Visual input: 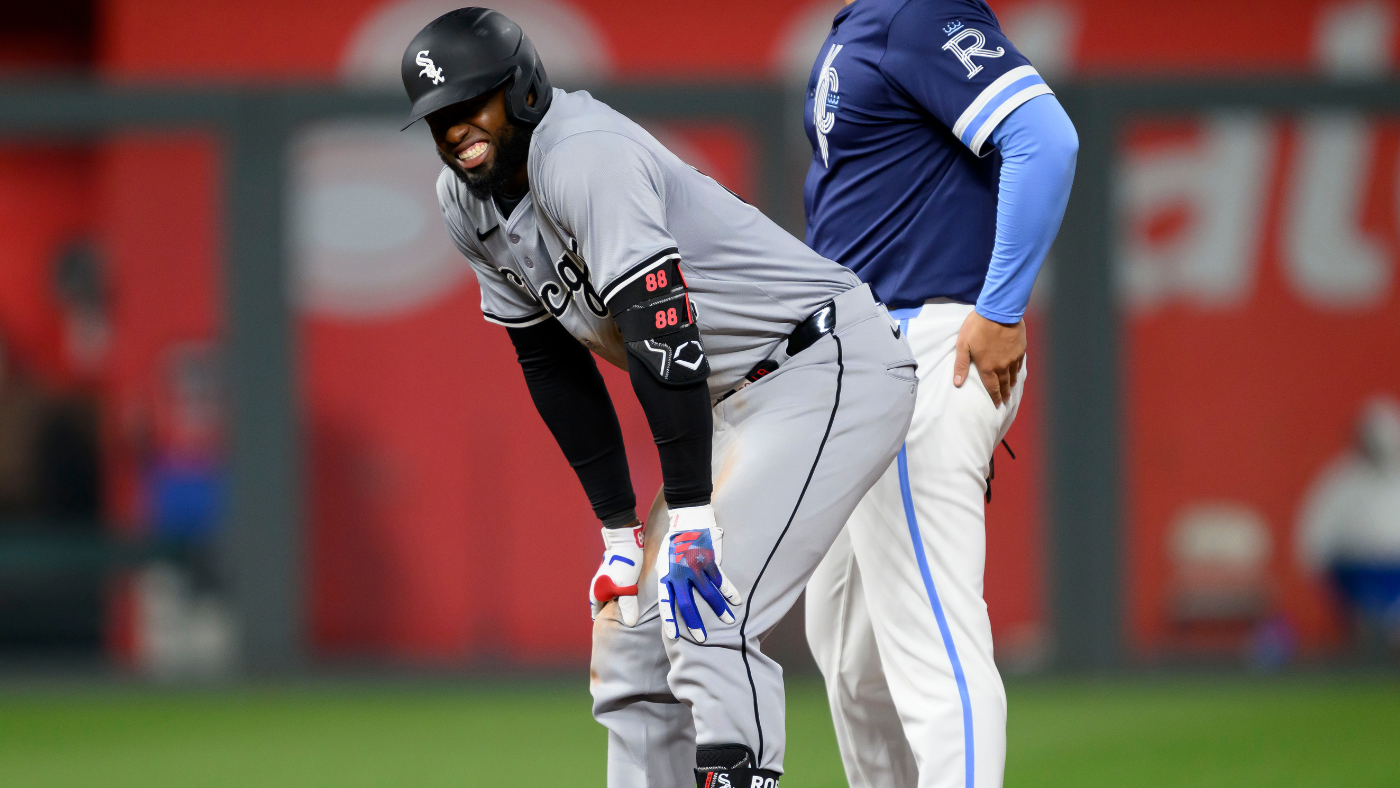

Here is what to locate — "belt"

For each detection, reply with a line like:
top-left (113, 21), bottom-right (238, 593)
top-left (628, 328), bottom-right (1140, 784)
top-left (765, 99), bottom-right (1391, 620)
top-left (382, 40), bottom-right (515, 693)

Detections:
top-left (716, 300), bottom-right (836, 404)
top-left (785, 300), bottom-right (836, 357)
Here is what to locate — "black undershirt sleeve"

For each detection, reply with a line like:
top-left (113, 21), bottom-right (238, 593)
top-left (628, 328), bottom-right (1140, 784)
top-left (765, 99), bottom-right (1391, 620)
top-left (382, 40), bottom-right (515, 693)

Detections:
top-left (626, 362), bottom-right (713, 510)
top-left (507, 319), bottom-right (637, 528)
top-left (605, 254), bottom-right (714, 510)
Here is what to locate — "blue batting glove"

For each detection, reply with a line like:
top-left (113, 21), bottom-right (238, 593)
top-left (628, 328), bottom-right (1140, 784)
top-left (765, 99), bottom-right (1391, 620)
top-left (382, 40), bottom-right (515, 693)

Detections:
top-left (657, 504), bottom-right (744, 643)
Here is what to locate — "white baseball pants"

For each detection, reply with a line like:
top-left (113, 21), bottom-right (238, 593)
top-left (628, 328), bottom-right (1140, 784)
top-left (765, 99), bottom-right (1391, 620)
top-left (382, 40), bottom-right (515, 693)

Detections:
top-left (805, 301), bottom-right (1024, 788)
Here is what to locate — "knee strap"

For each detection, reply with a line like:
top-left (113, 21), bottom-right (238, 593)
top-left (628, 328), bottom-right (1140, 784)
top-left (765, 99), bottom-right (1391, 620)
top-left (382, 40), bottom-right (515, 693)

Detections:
top-left (695, 744), bottom-right (781, 788)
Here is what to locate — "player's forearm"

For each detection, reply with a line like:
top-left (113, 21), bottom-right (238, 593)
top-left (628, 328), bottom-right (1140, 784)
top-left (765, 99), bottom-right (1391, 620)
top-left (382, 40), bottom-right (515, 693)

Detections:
top-left (508, 320), bottom-right (638, 527)
top-left (604, 253), bottom-right (714, 510)
top-left (627, 364), bottom-right (713, 509)
top-left (975, 94), bottom-right (1079, 324)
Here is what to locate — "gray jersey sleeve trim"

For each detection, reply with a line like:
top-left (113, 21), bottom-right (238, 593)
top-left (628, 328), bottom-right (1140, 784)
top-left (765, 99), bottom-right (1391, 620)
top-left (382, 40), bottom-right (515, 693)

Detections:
top-left (598, 247), bottom-right (682, 307)
top-left (482, 308), bottom-right (552, 328)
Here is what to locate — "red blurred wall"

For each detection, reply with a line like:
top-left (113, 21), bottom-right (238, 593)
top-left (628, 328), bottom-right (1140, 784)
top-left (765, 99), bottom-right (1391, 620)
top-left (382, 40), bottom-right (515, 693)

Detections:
top-left (0, 150), bottom-right (92, 388)
top-left (45, 0), bottom-right (1393, 664)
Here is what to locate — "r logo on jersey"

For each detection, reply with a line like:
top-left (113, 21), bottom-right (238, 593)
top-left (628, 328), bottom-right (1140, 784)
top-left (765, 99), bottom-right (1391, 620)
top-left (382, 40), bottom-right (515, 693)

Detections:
top-left (814, 43), bottom-right (843, 167)
top-left (941, 26), bottom-right (1004, 79)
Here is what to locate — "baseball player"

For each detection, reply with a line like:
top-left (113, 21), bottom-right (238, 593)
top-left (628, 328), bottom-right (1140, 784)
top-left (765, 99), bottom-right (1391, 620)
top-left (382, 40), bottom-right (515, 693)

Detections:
top-left (401, 9), bottom-right (917, 787)
top-left (800, 2), bottom-right (1078, 787)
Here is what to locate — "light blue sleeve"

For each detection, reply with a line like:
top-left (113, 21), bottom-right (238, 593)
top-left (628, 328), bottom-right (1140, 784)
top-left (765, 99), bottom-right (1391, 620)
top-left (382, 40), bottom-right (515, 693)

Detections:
top-left (974, 94), bottom-right (1078, 324)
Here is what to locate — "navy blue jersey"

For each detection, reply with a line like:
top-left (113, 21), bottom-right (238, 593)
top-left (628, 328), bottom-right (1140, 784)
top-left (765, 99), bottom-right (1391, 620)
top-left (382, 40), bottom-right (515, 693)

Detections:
top-left (803, 0), bottom-right (1052, 309)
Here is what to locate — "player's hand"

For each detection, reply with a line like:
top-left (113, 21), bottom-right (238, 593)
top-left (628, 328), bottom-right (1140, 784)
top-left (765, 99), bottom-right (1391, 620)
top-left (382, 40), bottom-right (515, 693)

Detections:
top-left (953, 311), bottom-right (1026, 407)
top-left (657, 505), bottom-right (744, 643)
top-left (590, 523), bottom-right (646, 626)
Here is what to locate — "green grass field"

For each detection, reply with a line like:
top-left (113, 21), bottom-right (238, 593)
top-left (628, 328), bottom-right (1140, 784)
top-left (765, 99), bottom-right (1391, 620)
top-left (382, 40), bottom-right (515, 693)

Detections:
top-left (1, 676), bottom-right (1396, 787)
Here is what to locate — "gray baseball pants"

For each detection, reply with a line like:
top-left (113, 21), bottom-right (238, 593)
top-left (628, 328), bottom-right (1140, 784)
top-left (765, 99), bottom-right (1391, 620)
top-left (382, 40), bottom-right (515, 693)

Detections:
top-left (590, 283), bottom-right (917, 785)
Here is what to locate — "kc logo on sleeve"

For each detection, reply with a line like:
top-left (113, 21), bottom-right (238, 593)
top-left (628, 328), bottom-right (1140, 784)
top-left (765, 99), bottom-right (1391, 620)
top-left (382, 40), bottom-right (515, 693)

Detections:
top-left (941, 24), bottom-right (1005, 79)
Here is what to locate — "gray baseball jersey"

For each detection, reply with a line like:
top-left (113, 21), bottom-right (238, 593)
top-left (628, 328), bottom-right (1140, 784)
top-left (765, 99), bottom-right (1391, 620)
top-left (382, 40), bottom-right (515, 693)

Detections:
top-left (437, 88), bottom-right (861, 396)
top-left (434, 88), bottom-right (918, 781)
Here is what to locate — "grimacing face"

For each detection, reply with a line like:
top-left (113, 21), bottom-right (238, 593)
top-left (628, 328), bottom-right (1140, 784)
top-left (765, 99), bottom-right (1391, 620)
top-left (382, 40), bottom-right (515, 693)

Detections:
top-left (426, 87), bottom-right (532, 200)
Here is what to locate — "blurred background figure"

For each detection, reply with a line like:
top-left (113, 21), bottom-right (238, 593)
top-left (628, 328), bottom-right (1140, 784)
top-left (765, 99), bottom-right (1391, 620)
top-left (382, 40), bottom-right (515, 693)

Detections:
top-left (130, 341), bottom-right (235, 680)
top-left (0, 333), bottom-right (104, 664)
top-left (1298, 396), bottom-right (1400, 660)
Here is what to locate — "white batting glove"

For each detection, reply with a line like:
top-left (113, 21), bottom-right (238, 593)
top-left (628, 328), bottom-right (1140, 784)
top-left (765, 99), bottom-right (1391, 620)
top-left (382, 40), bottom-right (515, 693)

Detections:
top-left (657, 504), bottom-right (744, 643)
top-left (590, 524), bottom-right (645, 626)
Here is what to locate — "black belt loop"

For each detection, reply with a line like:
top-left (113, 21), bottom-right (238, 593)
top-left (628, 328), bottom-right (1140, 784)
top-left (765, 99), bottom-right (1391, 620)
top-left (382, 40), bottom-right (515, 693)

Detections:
top-left (715, 300), bottom-right (837, 405)
top-left (786, 300), bottom-right (836, 357)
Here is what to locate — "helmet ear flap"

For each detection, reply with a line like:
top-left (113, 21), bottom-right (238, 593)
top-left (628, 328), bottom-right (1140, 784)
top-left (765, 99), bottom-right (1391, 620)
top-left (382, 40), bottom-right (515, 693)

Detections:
top-left (504, 65), bottom-right (527, 122)
top-left (529, 61), bottom-right (551, 116)
top-left (503, 58), bottom-right (551, 129)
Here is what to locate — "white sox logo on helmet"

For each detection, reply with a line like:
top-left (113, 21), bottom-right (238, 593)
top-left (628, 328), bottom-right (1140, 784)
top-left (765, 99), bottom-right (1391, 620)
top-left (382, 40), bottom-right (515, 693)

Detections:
top-left (416, 51), bottom-right (445, 85)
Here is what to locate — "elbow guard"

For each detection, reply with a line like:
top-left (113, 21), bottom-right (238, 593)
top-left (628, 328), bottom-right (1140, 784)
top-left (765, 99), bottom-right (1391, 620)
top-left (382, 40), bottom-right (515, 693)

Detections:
top-left (609, 253), bottom-right (710, 387)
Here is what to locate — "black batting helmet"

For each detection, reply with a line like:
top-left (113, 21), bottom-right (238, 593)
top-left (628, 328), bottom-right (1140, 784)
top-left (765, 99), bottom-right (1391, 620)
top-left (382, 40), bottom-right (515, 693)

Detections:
top-left (400, 8), bottom-right (552, 130)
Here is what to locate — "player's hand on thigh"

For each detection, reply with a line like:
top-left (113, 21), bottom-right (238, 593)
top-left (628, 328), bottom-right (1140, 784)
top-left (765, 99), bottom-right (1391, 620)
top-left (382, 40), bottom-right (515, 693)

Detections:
top-left (954, 311), bottom-right (1027, 407)
top-left (657, 505), bottom-right (744, 643)
top-left (590, 523), bottom-right (646, 626)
